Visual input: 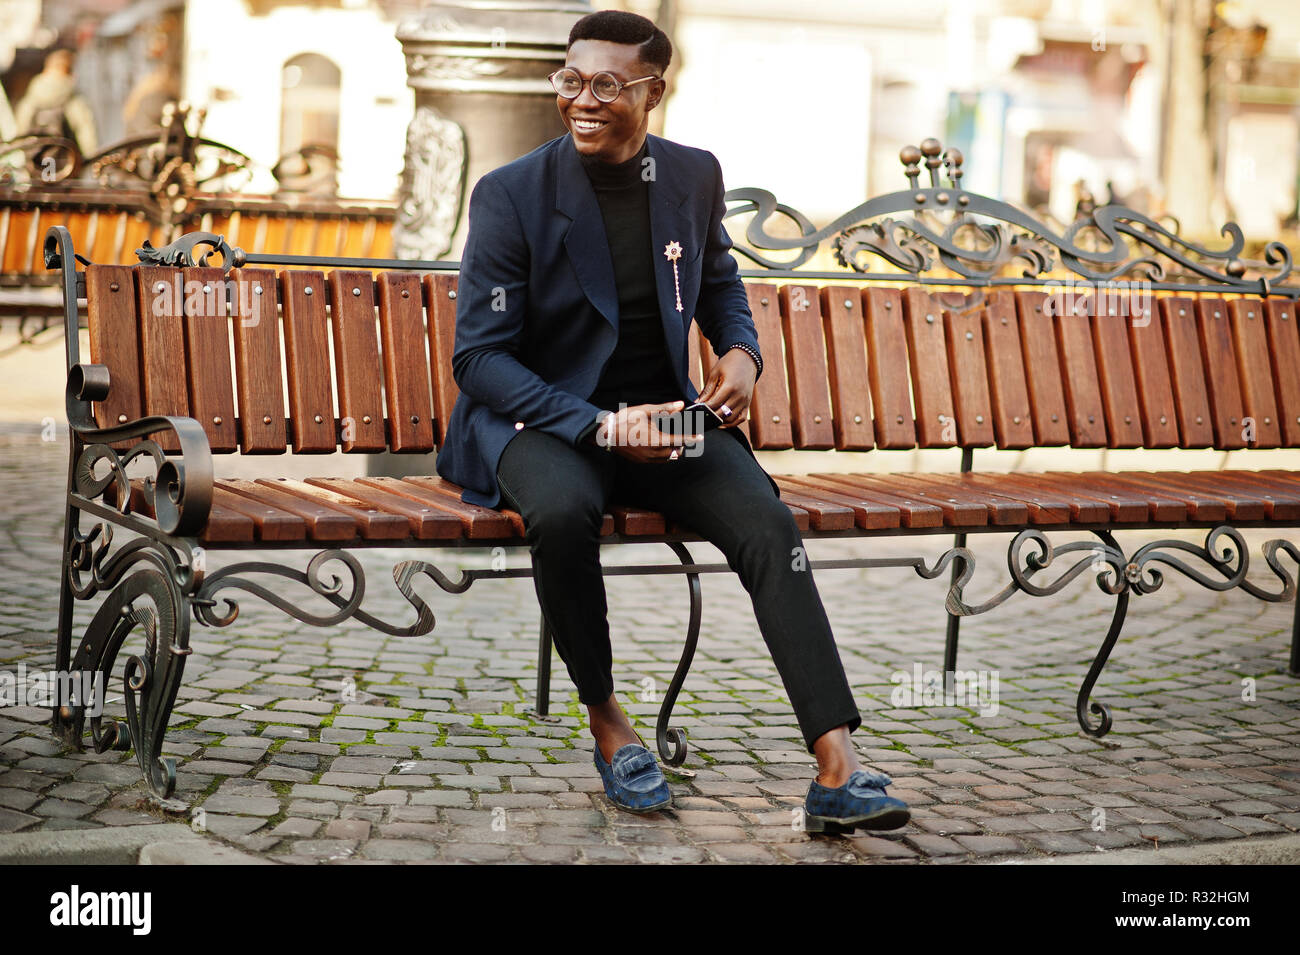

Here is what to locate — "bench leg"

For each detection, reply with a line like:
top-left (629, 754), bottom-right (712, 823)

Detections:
top-left (534, 612), bottom-right (552, 716)
top-left (1291, 596), bottom-right (1300, 677)
top-left (1076, 530), bottom-right (1130, 738)
top-left (52, 504), bottom-right (79, 745)
top-left (656, 542), bottom-right (702, 768)
top-left (62, 558), bottom-right (191, 800)
top-left (943, 530), bottom-right (968, 693)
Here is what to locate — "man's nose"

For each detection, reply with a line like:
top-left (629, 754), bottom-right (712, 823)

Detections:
top-left (572, 81), bottom-right (602, 110)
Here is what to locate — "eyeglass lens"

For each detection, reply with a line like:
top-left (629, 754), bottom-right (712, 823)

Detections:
top-left (553, 69), bottom-right (622, 102)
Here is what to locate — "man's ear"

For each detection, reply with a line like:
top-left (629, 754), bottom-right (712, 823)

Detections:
top-left (647, 79), bottom-right (665, 111)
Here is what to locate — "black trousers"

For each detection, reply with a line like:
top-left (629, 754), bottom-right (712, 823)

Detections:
top-left (495, 425), bottom-right (862, 752)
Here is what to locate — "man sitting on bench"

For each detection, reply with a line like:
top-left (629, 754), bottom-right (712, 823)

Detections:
top-left (435, 9), bottom-right (910, 833)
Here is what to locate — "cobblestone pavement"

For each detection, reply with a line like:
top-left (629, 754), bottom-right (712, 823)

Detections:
top-left (2, 431), bottom-right (1299, 864)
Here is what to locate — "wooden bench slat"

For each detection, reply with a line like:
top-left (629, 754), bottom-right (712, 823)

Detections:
top-left (771, 482), bottom-right (856, 531)
top-left (925, 472), bottom-right (1075, 524)
top-left (902, 288), bottom-right (957, 448)
top-left (1028, 473), bottom-right (1174, 522)
top-left (206, 484), bottom-right (307, 541)
top-left (982, 290), bottom-right (1035, 449)
top-left (1188, 471), bottom-right (1300, 520)
top-left (1229, 299), bottom-right (1283, 448)
top-left (804, 473), bottom-right (944, 528)
top-left (1194, 296), bottom-right (1247, 449)
top-left (1105, 471), bottom-right (1231, 522)
top-left (777, 284), bottom-right (835, 449)
top-left (941, 294), bottom-right (996, 447)
top-left (114, 477), bottom-right (255, 542)
top-left (829, 473), bottom-right (987, 526)
top-left (328, 270), bottom-right (387, 452)
top-left (1126, 295), bottom-right (1180, 447)
top-left (86, 264), bottom-right (143, 438)
top-left (134, 266), bottom-right (189, 453)
top-left (376, 272), bottom-right (436, 453)
top-left (229, 267), bottom-right (287, 453)
top-left (862, 288), bottom-right (916, 448)
top-left (356, 476), bottom-right (519, 538)
top-left (956, 472), bottom-right (1111, 524)
top-left (1158, 295), bottom-right (1215, 447)
top-left (1090, 302), bottom-right (1145, 448)
top-left (744, 284), bottom-right (794, 449)
top-left (217, 478), bottom-right (358, 540)
top-left (281, 270), bottom-right (337, 453)
top-left (900, 473), bottom-right (1029, 525)
top-left (1263, 299), bottom-right (1300, 446)
top-left (180, 267), bottom-right (238, 452)
top-left (608, 505), bottom-right (667, 536)
top-left (1073, 471), bottom-right (1223, 521)
top-left (304, 478), bottom-right (464, 539)
top-left (818, 287), bottom-right (875, 450)
top-left (1051, 291), bottom-right (1108, 447)
top-left (1012, 291), bottom-right (1070, 445)
top-left (423, 273), bottom-right (460, 448)
top-left (1124, 471), bottom-right (1268, 521)
top-left (256, 478), bottom-right (410, 540)
top-left (773, 476), bottom-right (901, 530)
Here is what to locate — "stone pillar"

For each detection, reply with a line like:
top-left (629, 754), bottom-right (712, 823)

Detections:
top-left (391, 0), bottom-right (592, 261)
top-left (374, 0), bottom-right (590, 481)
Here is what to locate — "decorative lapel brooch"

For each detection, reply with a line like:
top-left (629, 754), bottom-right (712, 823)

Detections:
top-left (664, 240), bottom-right (683, 313)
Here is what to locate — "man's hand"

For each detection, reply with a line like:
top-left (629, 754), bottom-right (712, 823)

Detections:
top-left (597, 400), bottom-right (702, 463)
top-left (697, 348), bottom-right (758, 428)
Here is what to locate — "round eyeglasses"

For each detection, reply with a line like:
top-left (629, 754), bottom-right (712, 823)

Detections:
top-left (548, 68), bottom-right (660, 104)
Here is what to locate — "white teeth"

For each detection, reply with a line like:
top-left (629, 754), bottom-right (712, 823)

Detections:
top-left (575, 120), bottom-right (605, 130)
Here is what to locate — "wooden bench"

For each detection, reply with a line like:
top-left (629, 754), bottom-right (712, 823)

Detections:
top-left (45, 138), bottom-right (1300, 801)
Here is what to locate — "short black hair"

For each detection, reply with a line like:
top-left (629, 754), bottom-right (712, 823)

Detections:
top-left (567, 10), bottom-right (671, 75)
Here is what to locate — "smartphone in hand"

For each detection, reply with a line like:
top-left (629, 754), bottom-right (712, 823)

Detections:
top-left (653, 401), bottom-right (725, 437)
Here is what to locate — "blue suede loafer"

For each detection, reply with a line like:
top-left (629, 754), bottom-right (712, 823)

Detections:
top-left (593, 741), bottom-right (672, 814)
top-left (804, 769), bottom-right (910, 834)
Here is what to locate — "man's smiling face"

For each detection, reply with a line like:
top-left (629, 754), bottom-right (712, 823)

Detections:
top-left (559, 39), bottom-right (663, 165)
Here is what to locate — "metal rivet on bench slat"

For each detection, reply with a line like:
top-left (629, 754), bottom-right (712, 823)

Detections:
top-left (896, 415), bottom-right (904, 424)
top-left (155, 282), bottom-right (166, 293)
top-left (1035, 304), bottom-right (1042, 313)
top-left (203, 284), bottom-right (211, 293)
top-left (772, 415), bottom-right (781, 424)
top-left (1230, 417), bottom-right (1237, 425)
top-left (844, 299), bottom-right (853, 308)
top-left (304, 286), bottom-right (313, 295)
top-left (1088, 415), bottom-right (1095, 423)
top-left (1001, 317), bottom-right (1007, 325)
top-left (448, 289), bottom-right (457, 299)
top-left (1013, 416), bottom-right (1021, 424)
top-left (1214, 310), bottom-right (1221, 318)
top-left (1159, 415), bottom-right (1167, 425)
top-left (853, 415), bottom-right (862, 424)
top-left (884, 300), bottom-right (892, 309)
top-left (975, 414), bottom-right (984, 424)
top-left (1179, 308), bottom-right (1185, 316)
top-left (263, 415), bottom-right (272, 425)
top-left (254, 285), bottom-right (263, 294)
top-left (813, 415), bottom-right (822, 424)
top-left (314, 414), bottom-right (323, 423)
top-left (353, 287), bottom-right (361, 296)
top-left (1248, 311), bottom-right (1254, 318)
top-left (362, 415), bottom-right (372, 425)
top-left (1051, 414), bottom-right (1059, 422)
top-left (118, 413), bottom-right (127, 422)
top-left (760, 297), bottom-right (769, 306)
top-left (213, 416), bottom-right (223, 426)
top-left (1265, 417), bottom-right (1271, 425)
top-left (1283, 313), bottom-right (1290, 320)
top-left (1197, 416), bottom-right (1204, 424)
top-left (1124, 415), bottom-right (1131, 424)
top-left (402, 289), bottom-right (410, 298)
top-left (926, 314), bottom-right (935, 323)
top-left (411, 415), bottom-right (419, 424)
top-left (110, 282), bottom-right (119, 292)
top-left (965, 331), bottom-right (973, 340)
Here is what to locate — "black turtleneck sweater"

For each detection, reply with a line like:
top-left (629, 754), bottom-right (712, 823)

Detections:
top-left (576, 139), bottom-right (681, 444)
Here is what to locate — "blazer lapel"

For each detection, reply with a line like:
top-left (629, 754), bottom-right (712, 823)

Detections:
top-left (556, 135), bottom-right (618, 330)
top-left (646, 135), bottom-right (692, 376)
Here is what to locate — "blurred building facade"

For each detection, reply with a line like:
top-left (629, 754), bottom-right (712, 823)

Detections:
top-left (3, 0), bottom-right (1299, 242)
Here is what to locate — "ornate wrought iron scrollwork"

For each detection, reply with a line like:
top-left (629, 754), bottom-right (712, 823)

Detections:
top-left (58, 551), bottom-right (191, 800)
top-left (724, 137), bottom-right (1297, 294)
top-left (192, 549), bottom-right (478, 637)
top-left (135, 231), bottom-right (242, 270)
top-left (945, 526), bottom-right (1300, 738)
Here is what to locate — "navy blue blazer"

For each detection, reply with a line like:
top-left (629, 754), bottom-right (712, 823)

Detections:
top-left (434, 131), bottom-right (779, 509)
